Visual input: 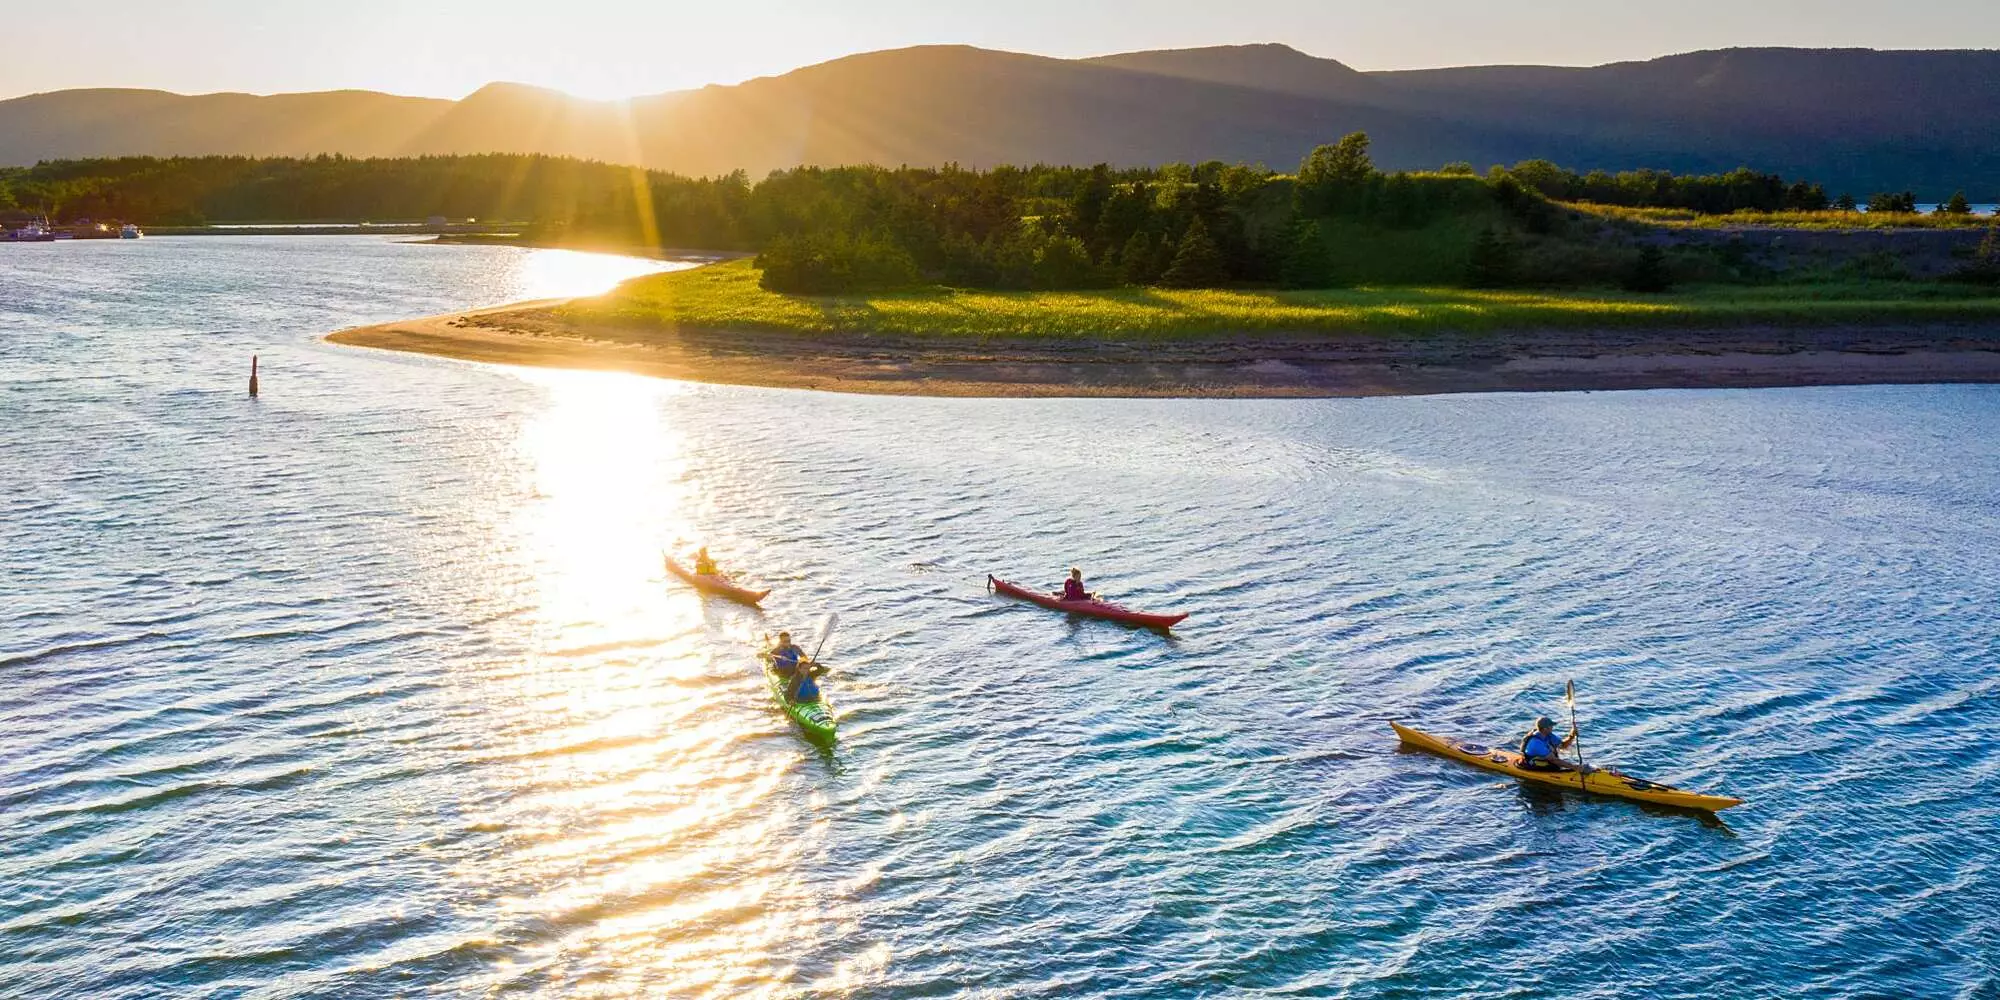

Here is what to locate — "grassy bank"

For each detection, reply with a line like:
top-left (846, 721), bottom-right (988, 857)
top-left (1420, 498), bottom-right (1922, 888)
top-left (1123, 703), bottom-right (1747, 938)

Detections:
top-left (559, 259), bottom-right (2000, 341)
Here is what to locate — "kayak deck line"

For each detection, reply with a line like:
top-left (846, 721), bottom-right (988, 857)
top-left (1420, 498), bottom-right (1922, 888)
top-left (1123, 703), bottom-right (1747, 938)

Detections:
top-left (987, 574), bottom-right (1189, 630)
top-left (1391, 721), bottom-right (1743, 813)
top-left (664, 554), bottom-right (770, 606)
top-left (760, 646), bottom-right (836, 746)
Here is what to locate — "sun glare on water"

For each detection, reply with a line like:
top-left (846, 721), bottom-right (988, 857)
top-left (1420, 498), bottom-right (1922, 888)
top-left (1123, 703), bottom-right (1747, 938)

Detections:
top-left (513, 368), bottom-right (690, 636)
top-left (451, 368), bottom-right (827, 994)
top-left (513, 249), bottom-right (685, 301)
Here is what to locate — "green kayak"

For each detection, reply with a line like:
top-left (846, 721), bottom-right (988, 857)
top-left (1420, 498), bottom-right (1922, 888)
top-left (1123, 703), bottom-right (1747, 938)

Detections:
top-left (760, 649), bottom-right (836, 746)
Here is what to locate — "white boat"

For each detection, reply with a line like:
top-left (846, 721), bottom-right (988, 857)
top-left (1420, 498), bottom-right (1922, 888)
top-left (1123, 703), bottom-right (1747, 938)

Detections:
top-left (120, 224), bottom-right (142, 239)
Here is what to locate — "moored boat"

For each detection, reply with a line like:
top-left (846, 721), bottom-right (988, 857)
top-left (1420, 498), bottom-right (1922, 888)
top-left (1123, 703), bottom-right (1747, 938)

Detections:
top-left (3, 222), bottom-right (56, 242)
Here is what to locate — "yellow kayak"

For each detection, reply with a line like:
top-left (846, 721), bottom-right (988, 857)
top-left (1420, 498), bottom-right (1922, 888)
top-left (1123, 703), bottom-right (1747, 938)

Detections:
top-left (1391, 721), bottom-right (1743, 812)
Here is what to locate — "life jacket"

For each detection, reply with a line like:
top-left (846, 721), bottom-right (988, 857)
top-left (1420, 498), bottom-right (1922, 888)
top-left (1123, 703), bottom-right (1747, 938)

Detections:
top-left (790, 671), bottom-right (820, 703)
top-left (1520, 731), bottom-right (1562, 762)
top-left (771, 645), bottom-right (802, 673)
top-left (1062, 579), bottom-right (1088, 600)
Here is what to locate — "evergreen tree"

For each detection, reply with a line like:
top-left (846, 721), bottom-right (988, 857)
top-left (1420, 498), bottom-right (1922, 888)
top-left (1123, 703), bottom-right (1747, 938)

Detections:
top-left (1118, 231), bottom-right (1159, 286)
top-left (1030, 235), bottom-right (1107, 289)
top-left (1623, 244), bottom-right (1672, 293)
top-left (1867, 191), bottom-right (1918, 213)
top-left (1939, 190), bottom-right (1973, 215)
top-left (1151, 232), bottom-right (1180, 282)
top-left (1067, 164), bottom-right (1113, 250)
top-left (1784, 181), bottom-right (1830, 211)
top-left (1158, 218), bottom-right (1230, 288)
top-left (1464, 227), bottom-right (1516, 288)
top-left (1279, 220), bottom-right (1335, 289)
top-left (1836, 193), bottom-right (1858, 211)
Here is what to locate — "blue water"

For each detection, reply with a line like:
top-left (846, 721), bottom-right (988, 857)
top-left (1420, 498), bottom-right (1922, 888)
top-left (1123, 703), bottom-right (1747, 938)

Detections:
top-left (2, 236), bottom-right (1997, 999)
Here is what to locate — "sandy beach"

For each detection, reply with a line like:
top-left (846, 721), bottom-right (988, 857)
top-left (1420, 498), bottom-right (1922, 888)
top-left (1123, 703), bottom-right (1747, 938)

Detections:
top-left (327, 298), bottom-right (2000, 398)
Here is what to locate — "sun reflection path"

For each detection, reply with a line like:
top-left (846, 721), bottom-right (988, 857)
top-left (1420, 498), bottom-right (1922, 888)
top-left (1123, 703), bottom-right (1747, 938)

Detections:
top-left (514, 367), bottom-right (691, 638)
top-left (460, 368), bottom-right (827, 996)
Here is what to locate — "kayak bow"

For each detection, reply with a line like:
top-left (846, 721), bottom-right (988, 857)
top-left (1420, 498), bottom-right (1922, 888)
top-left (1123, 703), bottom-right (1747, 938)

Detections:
top-left (1391, 722), bottom-right (1742, 812)
top-left (987, 574), bottom-right (1189, 630)
top-left (665, 554), bottom-right (770, 606)
top-left (760, 646), bottom-right (836, 746)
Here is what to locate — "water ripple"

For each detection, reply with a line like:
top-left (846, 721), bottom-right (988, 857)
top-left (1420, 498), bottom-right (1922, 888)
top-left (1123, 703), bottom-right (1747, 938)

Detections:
top-left (2, 238), bottom-right (1997, 998)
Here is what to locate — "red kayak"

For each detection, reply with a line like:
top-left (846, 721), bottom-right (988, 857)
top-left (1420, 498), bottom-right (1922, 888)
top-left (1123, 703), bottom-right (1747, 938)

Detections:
top-left (987, 574), bottom-right (1188, 630)
top-left (665, 554), bottom-right (769, 606)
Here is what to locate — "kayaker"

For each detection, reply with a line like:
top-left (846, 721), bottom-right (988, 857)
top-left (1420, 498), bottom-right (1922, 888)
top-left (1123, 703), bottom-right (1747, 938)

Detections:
top-left (1519, 717), bottom-right (1578, 771)
top-left (770, 632), bottom-right (805, 675)
top-left (1060, 568), bottom-right (1089, 602)
top-left (788, 663), bottom-right (824, 704)
top-left (768, 632), bottom-right (825, 703)
top-left (693, 547), bottom-right (718, 576)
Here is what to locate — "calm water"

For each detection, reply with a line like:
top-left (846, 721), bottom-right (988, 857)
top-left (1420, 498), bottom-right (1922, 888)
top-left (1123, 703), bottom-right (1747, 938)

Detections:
top-left (2, 236), bottom-right (1997, 999)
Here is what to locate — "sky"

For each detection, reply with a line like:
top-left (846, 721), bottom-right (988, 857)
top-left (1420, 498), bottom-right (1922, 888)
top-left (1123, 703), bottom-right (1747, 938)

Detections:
top-left (6, 0), bottom-right (2000, 101)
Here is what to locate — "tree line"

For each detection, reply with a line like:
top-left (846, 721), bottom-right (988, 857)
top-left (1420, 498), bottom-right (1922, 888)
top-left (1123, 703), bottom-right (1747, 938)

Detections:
top-left (1493, 159), bottom-right (1993, 218)
top-left (4, 146), bottom-right (1983, 293)
top-left (751, 136), bottom-right (1499, 294)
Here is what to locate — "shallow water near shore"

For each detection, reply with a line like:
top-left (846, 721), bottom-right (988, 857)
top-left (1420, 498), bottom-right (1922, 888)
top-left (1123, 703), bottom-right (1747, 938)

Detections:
top-left (3, 236), bottom-right (1997, 998)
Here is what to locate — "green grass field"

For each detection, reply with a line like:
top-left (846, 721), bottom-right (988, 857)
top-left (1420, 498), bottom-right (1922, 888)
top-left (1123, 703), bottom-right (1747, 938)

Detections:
top-left (559, 258), bottom-right (2000, 341)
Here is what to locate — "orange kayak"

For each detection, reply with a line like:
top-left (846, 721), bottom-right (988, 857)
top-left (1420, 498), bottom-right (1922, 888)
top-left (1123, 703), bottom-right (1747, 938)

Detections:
top-left (664, 554), bottom-right (769, 606)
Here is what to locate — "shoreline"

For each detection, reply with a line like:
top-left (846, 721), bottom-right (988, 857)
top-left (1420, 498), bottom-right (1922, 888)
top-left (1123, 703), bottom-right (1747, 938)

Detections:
top-left (413, 234), bottom-right (757, 260)
top-left (326, 299), bottom-right (2000, 398)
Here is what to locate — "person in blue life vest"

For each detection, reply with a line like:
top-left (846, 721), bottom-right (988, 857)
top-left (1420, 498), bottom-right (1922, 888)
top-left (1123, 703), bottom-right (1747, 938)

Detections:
top-left (1520, 717), bottom-right (1579, 771)
top-left (1060, 568), bottom-right (1089, 602)
top-left (769, 631), bottom-right (804, 674)
top-left (788, 663), bottom-right (823, 704)
top-left (768, 631), bottom-right (823, 704)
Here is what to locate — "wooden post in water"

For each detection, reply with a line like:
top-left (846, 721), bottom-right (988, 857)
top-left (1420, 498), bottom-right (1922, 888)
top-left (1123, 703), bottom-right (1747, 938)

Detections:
top-left (248, 355), bottom-right (260, 398)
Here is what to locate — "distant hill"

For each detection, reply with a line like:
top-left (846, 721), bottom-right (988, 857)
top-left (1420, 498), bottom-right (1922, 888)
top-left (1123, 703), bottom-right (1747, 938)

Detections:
top-left (4, 44), bottom-right (1998, 196)
top-left (1083, 42), bottom-right (1377, 100)
top-left (0, 88), bottom-right (448, 159)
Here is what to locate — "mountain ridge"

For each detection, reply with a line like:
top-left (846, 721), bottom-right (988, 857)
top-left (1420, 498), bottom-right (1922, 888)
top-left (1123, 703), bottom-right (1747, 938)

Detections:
top-left (5, 44), bottom-right (1997, 196)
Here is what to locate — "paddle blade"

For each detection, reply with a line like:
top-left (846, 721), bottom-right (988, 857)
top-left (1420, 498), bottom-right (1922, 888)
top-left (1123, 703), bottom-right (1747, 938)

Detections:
top-left (812, 613), bottom-right (839, 658)
top-left (1564, 679), bottom-right (1576, 707)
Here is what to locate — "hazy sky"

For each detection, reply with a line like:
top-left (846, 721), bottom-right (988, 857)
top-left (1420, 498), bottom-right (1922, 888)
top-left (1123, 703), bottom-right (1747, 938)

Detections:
top-left (7, 0), bottom-right (1999, 100)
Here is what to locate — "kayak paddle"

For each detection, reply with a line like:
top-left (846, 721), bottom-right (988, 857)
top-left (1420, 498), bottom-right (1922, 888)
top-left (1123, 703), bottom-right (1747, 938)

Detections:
top-left (808, 612), bottom-right (839, 671)
top-left (1565, 678), bottom-right (1589, 793)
